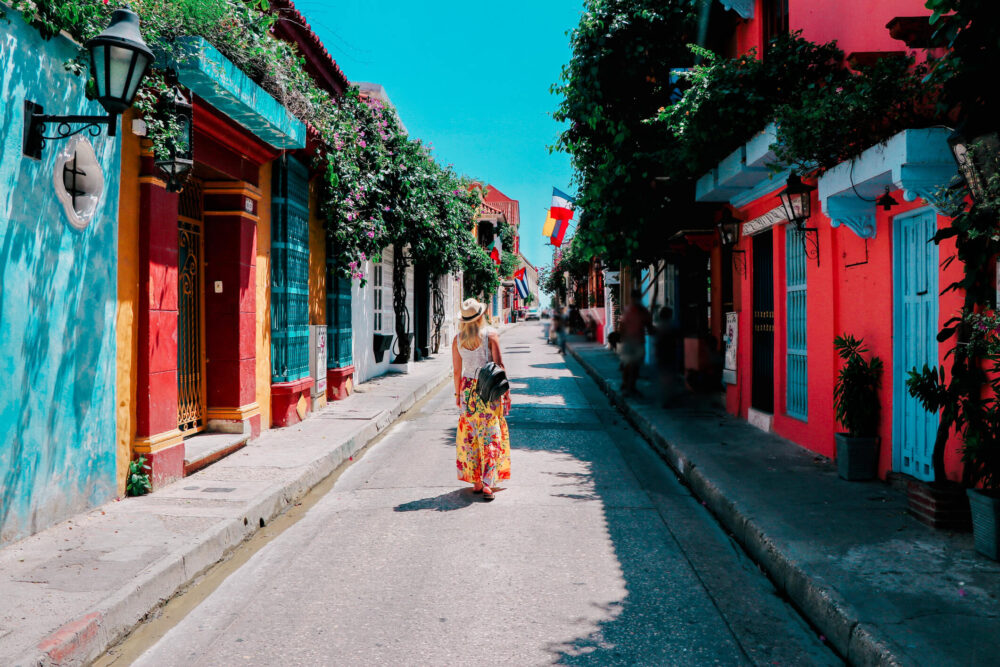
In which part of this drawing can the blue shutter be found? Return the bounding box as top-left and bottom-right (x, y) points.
(271, 157), (311, 383)
(893, 208), (939, 481)
(326, 272), (354, 369)
(786, 226), (808, 420)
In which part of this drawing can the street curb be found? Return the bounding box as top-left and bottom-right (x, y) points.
(565, 342), (911, 667)
(13, 363), (455, 667)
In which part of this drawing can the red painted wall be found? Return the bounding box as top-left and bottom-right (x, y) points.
(136, 181), (180, 439)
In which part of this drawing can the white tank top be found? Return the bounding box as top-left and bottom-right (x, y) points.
(458, 329), (493, 378)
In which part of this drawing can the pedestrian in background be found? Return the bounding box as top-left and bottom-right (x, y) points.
(619, 289), (652, 397)
(452, 298), (511, 501)
(556, 307), (568, 354)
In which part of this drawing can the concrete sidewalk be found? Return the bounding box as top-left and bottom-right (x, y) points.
(0, 344), (470, 666)
(567, 339), (1000, 667)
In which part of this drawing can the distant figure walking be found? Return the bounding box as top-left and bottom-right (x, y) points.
(619, 289), (652, 397)
(553, 307), (568, 354)
(452, 298), (511, 501)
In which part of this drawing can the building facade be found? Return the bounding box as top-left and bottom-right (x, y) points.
(1, 13), (124, 545)
(659, 0), (971, 514)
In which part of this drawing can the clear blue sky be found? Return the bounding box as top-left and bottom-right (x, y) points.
(295, 0), (581, 297)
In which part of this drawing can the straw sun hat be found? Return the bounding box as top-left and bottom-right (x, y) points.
(460, 298), (487, 322)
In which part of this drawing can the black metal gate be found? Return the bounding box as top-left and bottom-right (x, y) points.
(751, 230), (774, 413)
(177, 179), (205, 433)
(414, 262), (431, 360)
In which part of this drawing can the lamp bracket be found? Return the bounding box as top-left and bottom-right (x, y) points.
(731, 249), (747, 279)
(23, 101), (116, 160)
(800, 226), (820, 266)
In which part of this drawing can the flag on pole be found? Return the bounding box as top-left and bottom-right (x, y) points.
(550, 217), (570, 247)
(550, 187), (575, 220)
(490, 231), (502, 264)
(514, 267), (529, 300)
(541, 211), (557, 237)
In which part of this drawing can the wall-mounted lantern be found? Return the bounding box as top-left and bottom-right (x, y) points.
(154, 86), (194, 192)
(947, 123), (1000, 202)
(777, 173), (816, 226)
(717, 208), (742, 247)
(876, 186), (899, 211)
(778, 173), (820, 265)
(23, 8), (153, 159)
(717, 208), (746, 278)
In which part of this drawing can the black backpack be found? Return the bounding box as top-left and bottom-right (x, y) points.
(476, 362), (510, 403)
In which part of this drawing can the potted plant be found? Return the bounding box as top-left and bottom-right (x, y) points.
(833, 335), (883, 481)
(965, 427), (1000, 559)
(963, 311), (1000, 559)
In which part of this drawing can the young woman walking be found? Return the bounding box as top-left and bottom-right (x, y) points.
(452, 298), (511, 501)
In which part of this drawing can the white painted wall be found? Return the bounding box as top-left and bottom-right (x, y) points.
(438, 272), (463, 353)
(352, 246), (395, 384)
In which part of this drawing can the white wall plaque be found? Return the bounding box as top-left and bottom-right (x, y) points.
(742, 206), (787, 238)
(723, 311), (738, 385)
(53, 135), (104, 230)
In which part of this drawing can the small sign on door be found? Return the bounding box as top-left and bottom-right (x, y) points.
(723, 311), (738, 385)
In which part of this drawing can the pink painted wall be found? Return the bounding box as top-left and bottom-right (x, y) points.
(791, 0), (929, 57)
(771, 196), (836, 457)
(729, 0), (929, 58)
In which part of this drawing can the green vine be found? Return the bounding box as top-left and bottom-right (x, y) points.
(551, 0), (701, 266)
(8, 0), (482, 285)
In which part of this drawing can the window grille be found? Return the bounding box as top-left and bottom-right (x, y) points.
(786, 225), (808, 420)
(373, 262), (384, 332)
(271, 157), (311, 383)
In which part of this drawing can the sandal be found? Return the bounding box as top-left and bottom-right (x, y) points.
(482, 487), (495, 501)
(472, 487), (483, 494)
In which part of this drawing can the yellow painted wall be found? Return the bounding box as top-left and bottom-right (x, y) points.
(115, 110), (141, 495)
(255, 162), (273, 430)
(309, 178), (327, 326)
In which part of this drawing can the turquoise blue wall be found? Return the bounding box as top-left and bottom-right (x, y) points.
(0, 13), (121, 545)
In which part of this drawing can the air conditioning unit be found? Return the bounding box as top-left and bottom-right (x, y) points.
(309, 325), (327, 399)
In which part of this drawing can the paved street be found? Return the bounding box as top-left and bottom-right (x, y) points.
(123, 323), (837, 666)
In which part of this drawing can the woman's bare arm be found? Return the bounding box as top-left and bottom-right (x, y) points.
(488, 331), (504, 368)
(452, 337), (463, 406)
(488, 332), (511, 404)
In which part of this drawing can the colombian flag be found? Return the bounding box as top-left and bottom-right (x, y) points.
(542, 211), (557, 237)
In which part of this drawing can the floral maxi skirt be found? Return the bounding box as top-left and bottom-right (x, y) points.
(456, 376), (511, 487)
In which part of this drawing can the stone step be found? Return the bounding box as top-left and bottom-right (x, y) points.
(183, 432), (250, 476)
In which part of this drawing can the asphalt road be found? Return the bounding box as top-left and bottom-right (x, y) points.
(125, 323), (840, 666)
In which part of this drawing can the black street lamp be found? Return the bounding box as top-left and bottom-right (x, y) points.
(777, 173), (816, 227)
(778, 173), (820, 264)
(717, 208), (742, 247)
(154, 86), (194, 193)
(23, 8), (153, 159)
(947, 123), (1000, 202)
